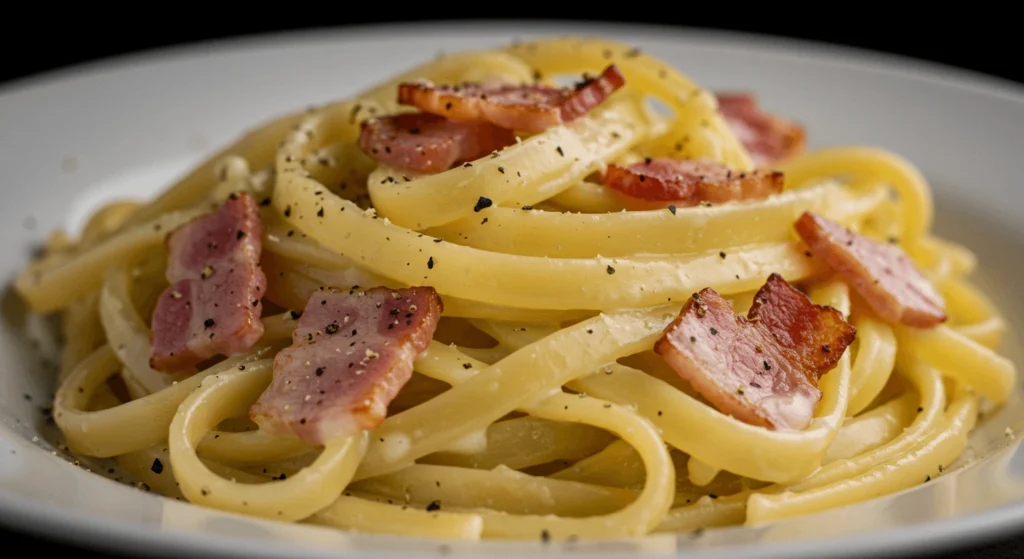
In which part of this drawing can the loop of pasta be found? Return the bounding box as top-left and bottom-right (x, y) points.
(167, 363), (368, 521)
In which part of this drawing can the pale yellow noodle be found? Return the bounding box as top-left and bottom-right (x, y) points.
(846, 317), (898, 416)
(167, 364), (368, 521)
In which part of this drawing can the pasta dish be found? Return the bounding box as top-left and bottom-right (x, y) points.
(16, 36), (1018, 542)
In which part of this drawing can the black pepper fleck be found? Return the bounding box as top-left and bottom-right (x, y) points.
(474, 197), (493, 212)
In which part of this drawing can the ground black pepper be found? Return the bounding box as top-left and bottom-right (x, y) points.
(474, 197), (493, 212)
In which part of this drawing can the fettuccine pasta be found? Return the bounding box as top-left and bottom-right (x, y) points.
(19, 36), (1017, 543)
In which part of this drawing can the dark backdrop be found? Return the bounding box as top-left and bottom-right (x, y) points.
(1, 14), (1022, 86)
(1, 11), (1021, 559)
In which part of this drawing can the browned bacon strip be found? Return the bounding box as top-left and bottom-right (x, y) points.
(794, 212), (947, 328)
(150, 193), (267, 371)
(250, 286), (442, 445)
(655, 274), (855, 430)
(716, 92), (806, 167)
(603, 157), (783, 205)
(397, 65), (626, 133)
(357, 112), (515, 174)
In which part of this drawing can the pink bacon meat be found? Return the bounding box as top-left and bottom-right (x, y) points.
(397, 64), (627, 133)
(250, 286), (443, 445)
(794, 212), (947, 328)
(357, 112), (515, 174)
(655, 274), (856, 430)
(150, 192), (267, 371)
(603, 157), (783, 205)
(716, 92), (806, 167)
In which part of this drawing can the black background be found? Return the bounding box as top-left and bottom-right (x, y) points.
(1, 11), (1022, 559)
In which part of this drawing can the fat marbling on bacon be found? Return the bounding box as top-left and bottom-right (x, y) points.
(716, 92), (806, 167)
(357, 112), (516, 174)
(397, 64), (627, 133)
(603, 157), (784, 205)
(150, 192), (267, 371)
(250, 286), (442, 445)
(794, 212), (947, 328)
(655, 274), (856, 431)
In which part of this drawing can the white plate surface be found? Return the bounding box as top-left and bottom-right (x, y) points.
(1, 20), (1024, 559)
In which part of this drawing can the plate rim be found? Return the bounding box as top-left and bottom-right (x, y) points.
(2, 19), (1023, 558)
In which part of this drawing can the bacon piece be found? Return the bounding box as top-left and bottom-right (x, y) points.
(794, 212), (947, 328)
(150, 193), (267, 371)
(655, 274), (855, 430)
(603, 157), (783, 205)
(357, 112), (515, 174)
(397, 65), (627, 133)
(250, 286), (442, 445)
(716, 92), (806, 167)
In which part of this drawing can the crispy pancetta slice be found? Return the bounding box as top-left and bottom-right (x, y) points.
(150, 192), (267, 371)
(250, 286), (442, 445)
(655, 274), (856, 430)
(716, 92), (806, 167)
(794, 212), (947, 328)
(603, 157), (783, 205)
(397, 65), (626, 133)
(357, 112), (516, 174)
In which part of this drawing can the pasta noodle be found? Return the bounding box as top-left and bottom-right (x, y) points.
(21, 35), (1018, 543)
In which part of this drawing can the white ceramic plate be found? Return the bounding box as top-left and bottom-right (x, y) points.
(2, 21), (1024, 559)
